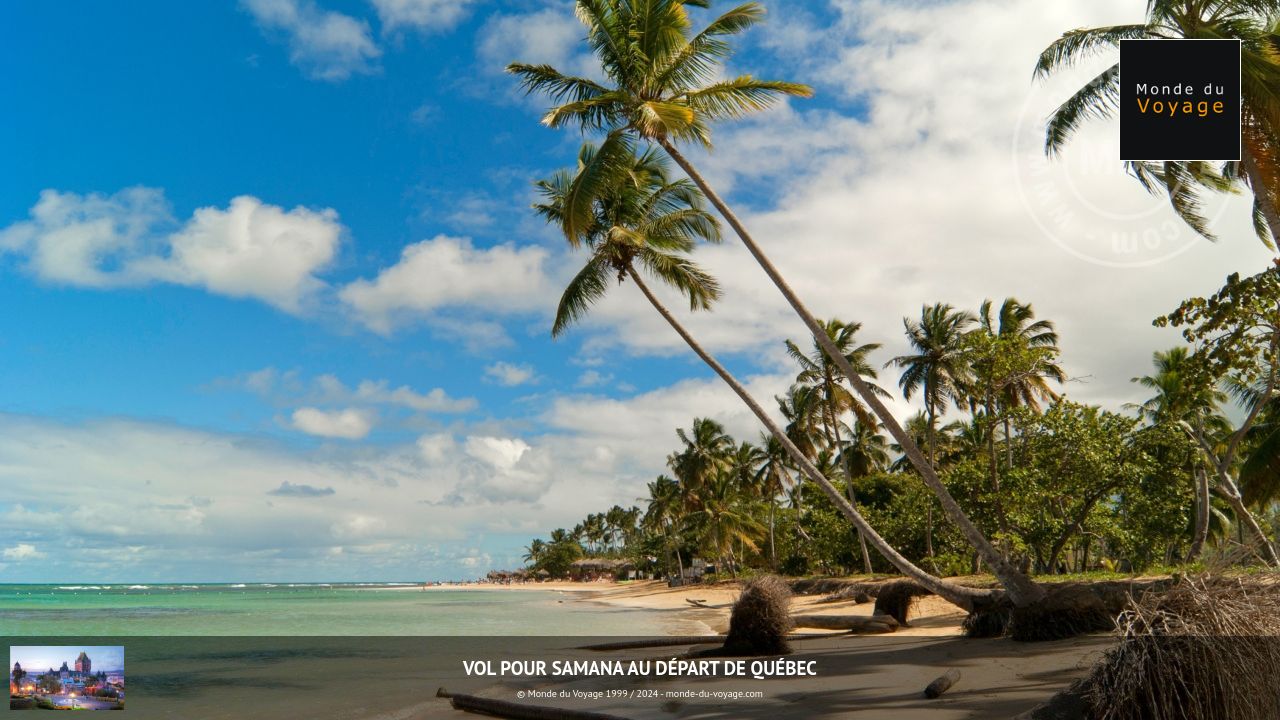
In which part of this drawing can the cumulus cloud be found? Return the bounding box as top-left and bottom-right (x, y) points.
(268, 481), (336, 497)
(477, 5), (599, 83)
(0, 189), (342, 313)
(2, 544), (45, 561)
(370, 0), (478, 33)
(241, 0), (381, 81)
(338, 235), (551, 334)
(484, 361), (535, 387)
(290, 407), (375, 439)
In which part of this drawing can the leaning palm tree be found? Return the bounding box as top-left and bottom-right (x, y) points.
(891, 303), (976, 468)
(513, 0), (1045, 606)
(540, 141), (994, 609)
(1036, 0), (1280, 245)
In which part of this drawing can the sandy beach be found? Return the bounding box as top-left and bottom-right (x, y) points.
(415, 579), (1113, 720)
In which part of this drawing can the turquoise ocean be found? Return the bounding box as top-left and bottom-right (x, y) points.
(0, 583), (673, 636)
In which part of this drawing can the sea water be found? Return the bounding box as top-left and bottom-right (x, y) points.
(0, 583), (671, 636)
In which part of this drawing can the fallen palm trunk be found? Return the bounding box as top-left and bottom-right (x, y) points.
(923, 669), (961, 699)
(791, 613), (899, 633)
(437, 689), (629, 720)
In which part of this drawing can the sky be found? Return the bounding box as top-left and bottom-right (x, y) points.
(10, 646), (124, 674)
(0, 0), (1273, 582)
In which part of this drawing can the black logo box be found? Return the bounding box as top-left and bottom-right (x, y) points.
(1119, 38), (1241, 162)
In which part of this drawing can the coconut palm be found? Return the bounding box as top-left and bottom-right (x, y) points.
(693, 471), (764, 577)
(786, 318), (888, 573)
(513, 0), (1044, 607)
(891, 303), (976, 468)
(1036, 0), (1280, 245)
(786, 318), (889, 430)
(669, 418), (735, 502)
(753, 432), (791, 567)
(540, 141), (996, 609)
(1131, 347), (1230, 560)
(522, 539), (547, 565)
(645, 475), (687, 578)
(979, 298), (1066, 412)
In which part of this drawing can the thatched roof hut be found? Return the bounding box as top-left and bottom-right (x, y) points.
(569, 558), (634, 577)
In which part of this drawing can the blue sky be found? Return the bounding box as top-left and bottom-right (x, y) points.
(0, 0), (1272, 582)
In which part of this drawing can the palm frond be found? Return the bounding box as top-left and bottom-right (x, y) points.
(655, 3), (764, 91)
(506, 63), (606, 103)
(1044, 63), (1119, 157)
(638, 249), (722, 311)
(553, 255), (613, 337)
(562, 131), (635, 244)
(682, 76), (813, 122)
(1034, 24), (1150, 79)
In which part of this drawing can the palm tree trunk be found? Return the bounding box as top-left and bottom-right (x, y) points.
(625, 265), (991, 610)
(1216, 477), (1280, 566)
(1187, 465), (1210, 563)
(768, 497), (778, 569)
(657, 139), (1045, 608)
(1242, 144), (1280, 247)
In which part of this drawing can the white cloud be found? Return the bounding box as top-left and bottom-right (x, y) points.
(242, 0), (381, 81)
(370, 0), (478, 33)
(0, 189), (342, 313)
(290, 407), (375, 439)
(485, 361), (535, 387)
(2, 544), (45, 561)
(338, 235), (551, 334)
(0, 413), (650, 579)
(135, 196), (341, 313)
(477, 6), (595, 78)
(225, 368), (478, 416)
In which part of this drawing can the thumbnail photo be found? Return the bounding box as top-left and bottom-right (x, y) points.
(9, 647), (124, 711)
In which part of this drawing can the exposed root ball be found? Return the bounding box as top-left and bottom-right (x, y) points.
(1008, 584), (1114, 642)
(1080, 576), (1280, 720)
(963, 594), (1012, 638)
(873, 580), (930, 626)
(721, 575), (793, 656)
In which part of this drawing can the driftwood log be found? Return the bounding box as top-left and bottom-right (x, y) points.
(791, 613), (899, 633)
(923, 669), (962, 699)
(437, 689), (630, 720)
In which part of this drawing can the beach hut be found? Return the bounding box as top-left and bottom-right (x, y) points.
(568, 558), (634, 582)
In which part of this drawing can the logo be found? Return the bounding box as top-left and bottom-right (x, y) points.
(1119, 39), (1241, 161)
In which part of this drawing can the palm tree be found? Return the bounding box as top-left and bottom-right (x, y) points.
(979, 298), (1067, 470)
(539, 141), (995, 609)
(753, 433), (790, 568)
(645, 475), (687, 578)
(787, 318), (888, 573)
(522, 539), (547, 566)
(786, 318), (888, 429)
(693, 471), (764, 577)
(1130, 346), (1229, 560)
(891, 303), (976, 468)
(1036, 0), (1280, 245)
(669, 418), (735, 503)
(513, 0), (1044, 607)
